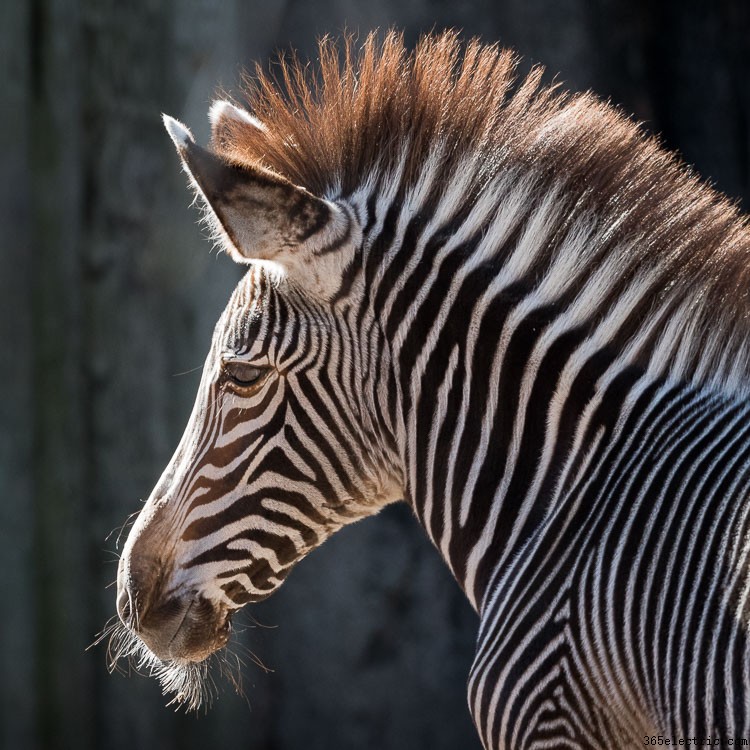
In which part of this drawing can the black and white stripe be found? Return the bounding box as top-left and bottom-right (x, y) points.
(115, 36), (750, 747)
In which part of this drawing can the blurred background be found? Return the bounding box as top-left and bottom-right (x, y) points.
(1, 1), (748, 749)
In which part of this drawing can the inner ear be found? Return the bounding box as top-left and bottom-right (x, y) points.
(163, 114), (344, 267)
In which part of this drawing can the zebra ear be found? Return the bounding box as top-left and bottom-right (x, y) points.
(162, 114), (350, 289)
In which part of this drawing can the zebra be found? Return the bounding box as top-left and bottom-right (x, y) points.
(111, 31), (750, 749)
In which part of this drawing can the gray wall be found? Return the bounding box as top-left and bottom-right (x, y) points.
(0, 1), (747, 749)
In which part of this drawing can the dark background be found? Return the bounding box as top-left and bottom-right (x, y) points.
(1, 1), (748, 749)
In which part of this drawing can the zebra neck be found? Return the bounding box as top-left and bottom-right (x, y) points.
(401, 309), (750, 618)
(370, 230), (750, 611)
(384, 266), (628, 609)
(356, 166), (750, 609)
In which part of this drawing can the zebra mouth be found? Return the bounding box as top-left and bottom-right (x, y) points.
(107, 603), (233, 712)
(164, 597), (196, 655)
(129, 594), (232, 664)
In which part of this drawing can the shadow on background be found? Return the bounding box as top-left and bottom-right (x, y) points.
(0, 1), (747, 748)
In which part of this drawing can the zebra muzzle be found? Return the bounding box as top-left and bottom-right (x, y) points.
(116, 562), (231, 663)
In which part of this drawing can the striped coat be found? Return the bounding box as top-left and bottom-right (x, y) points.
(111, 32), (750, 749)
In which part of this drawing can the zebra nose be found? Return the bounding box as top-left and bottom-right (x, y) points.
(116, 583), (132, 626)
(116, 557), (145, 629)
(116, 560), (181, 659)
(115, 556), (230, 662)
(116, 549), (162, 630)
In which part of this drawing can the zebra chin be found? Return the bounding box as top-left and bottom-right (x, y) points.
(110, 588), (235, 711)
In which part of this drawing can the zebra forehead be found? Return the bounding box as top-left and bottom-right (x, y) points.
(214, 261), (325, 355)
(230, 265), (276, 312)
(212, 267), (276, 347)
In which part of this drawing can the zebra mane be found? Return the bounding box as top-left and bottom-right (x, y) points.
(213, 30), (750, 396)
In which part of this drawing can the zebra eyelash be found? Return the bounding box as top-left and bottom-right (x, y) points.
(220, 358), (272, 394)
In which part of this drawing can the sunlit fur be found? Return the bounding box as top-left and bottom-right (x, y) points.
(114, 31), (750, 747)
(107, 621), (214, 711)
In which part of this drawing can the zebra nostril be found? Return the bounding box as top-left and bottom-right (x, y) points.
(116, 585), (133, 627)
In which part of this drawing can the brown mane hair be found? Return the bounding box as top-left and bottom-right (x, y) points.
(213, 30), (750, 393)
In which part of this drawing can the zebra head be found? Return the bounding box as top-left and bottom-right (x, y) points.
(113, 104), (401, 705)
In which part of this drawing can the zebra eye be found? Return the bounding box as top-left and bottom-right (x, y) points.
(223, 360), (267, 390)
